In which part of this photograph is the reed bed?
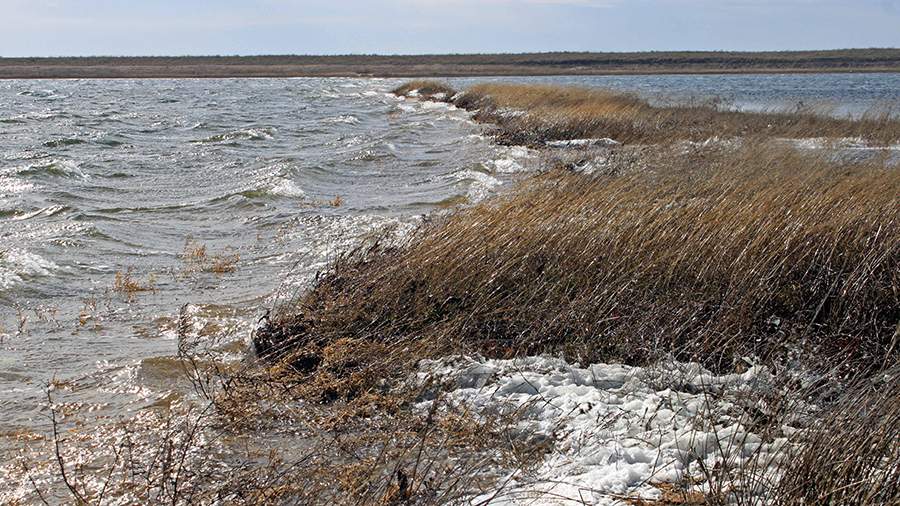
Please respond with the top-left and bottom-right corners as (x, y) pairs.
(397, 81), (900, 146)
(245, 83), (900, 504)
(257, 143), (899, 383)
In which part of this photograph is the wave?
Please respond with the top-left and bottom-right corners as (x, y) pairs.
(0, 248), (58, 290)
(12, 205), (70, 221)
(453, 168), (503, 202)
(17, 89), (62, 99)
(9, 159), (88, 179)
(323, 115), (360, 125)
(192, 127), (277, 144)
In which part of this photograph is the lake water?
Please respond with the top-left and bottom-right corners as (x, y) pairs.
(1, 73), (898, 501)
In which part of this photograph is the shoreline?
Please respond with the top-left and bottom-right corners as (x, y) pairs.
(3, 78), (897, 505)
(2, 49), (900, 79)
(4, 67), (900, 80)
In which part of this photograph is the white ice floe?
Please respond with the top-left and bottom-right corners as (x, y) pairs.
(546, 138), (621, 148)
(416, 356), (791, 505)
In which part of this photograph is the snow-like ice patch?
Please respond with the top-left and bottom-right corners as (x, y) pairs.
(781, 136), (894, 150)
(416, 356), (790, 505)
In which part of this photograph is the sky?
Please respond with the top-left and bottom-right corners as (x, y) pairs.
(1, 0), (898, 57)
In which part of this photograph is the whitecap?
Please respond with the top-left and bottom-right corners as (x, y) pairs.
(194, 127), (276, 144)
(324, 115), (360, 125)
(454, 168), (502, 202)
(489, 158), (525, 173)
(12, 205), (68, 221)
(0, 248), (58, 290)
(269, 178), (305, 198)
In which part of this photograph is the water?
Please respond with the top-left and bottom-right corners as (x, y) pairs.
(0, 78), (535, 450)
(1, 73), (898, 500)
(450, 72), (900, 116)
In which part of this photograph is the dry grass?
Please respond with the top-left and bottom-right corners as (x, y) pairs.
(254, 86), (898, 504)
(257, 142), (898, 383)
(112, 268), (156, 299)
(180, 239), (240, 275)
(775, 369), (900, 505)
(400, 82), (900, 146)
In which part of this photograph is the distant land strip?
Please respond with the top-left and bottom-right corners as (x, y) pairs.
(2, 49), (900, 79)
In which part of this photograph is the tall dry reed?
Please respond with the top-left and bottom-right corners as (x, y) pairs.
(257, 143), (899, 382)
(398, 82), (900, 146)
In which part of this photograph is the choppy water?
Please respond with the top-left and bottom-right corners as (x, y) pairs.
(1, 74), (898, 500)
(450, 72), (900, 116)
(0, 78), (537, 452)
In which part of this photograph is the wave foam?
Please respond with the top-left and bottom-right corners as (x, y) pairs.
(193, 127), (276, 144)
(0, 248), (58, 290)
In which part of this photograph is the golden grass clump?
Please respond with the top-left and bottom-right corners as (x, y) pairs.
(443, 83), (900, 146)
(180, 239), (240, 275)
(113, 268), (156, 299)
(257, 143), (899, 381)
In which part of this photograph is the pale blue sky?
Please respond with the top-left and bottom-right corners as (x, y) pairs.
(1, 0), (898, 56)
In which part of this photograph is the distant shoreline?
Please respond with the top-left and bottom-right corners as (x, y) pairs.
(2, 49), (899, 79)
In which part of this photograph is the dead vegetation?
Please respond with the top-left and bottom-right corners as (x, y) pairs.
(249, 126), (898, 502)
(776, 368), (900, 505)
(180, 238), (240, 275)
(391, 81), (457, 102)
(112, 268), (156, 299)
(256, 143), (898, 383)
(397, 81), (900, 146)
